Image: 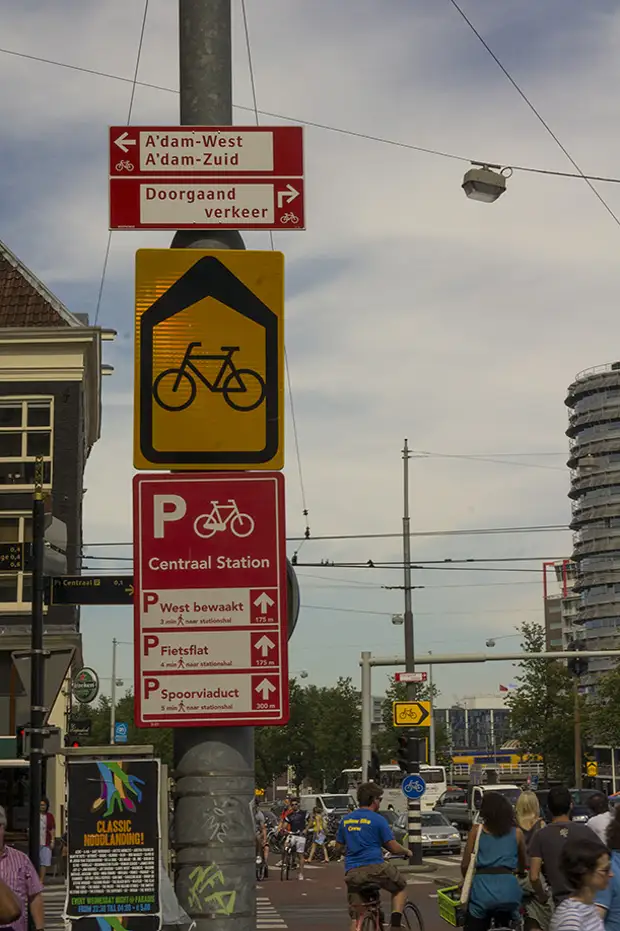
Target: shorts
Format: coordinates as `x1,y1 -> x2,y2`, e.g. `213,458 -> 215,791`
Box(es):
345,862 -> 407,918
40,846 -> 52,867
286,834 -> 306,855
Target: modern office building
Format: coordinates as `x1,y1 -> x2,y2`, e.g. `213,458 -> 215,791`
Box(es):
0,238 -> 111,832
567,362 -> 620,686
543,559 -> 579,651
435,694 -> 511,753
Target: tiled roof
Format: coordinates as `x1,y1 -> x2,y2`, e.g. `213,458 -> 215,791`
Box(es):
0,240 -> 85,328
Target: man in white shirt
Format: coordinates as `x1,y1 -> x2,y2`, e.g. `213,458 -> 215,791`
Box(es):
587,793 -> 612,844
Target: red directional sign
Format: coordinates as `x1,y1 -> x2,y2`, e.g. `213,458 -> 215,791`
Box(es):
133,471 -> 289,727
109,125 -> 305,231
395,672 -> 428,683
109,177 -> 304,231
110,126 -> 303,176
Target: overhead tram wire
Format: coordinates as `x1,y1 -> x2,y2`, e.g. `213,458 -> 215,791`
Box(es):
447,0 -> 620,228
2,46 -> 620,187
241,0 -> 309,559
93,0 -> 149,325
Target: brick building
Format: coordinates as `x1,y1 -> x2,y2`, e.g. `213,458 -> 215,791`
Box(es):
0,239 -> 113,830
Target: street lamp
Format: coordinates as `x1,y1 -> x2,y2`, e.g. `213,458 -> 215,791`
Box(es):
462,164 -> 511,203
486,634 -> 520,648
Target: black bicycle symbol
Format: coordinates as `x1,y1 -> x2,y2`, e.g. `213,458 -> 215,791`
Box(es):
152,342 -> 266,413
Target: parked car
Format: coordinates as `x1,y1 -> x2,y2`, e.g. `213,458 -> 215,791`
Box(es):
390,810 -> 461,856
534,788 -> 596,824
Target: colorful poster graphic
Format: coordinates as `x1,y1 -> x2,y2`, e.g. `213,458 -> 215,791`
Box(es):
66,759 -> 160,926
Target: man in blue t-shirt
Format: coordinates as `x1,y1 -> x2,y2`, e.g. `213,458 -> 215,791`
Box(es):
335,782 -> 413,931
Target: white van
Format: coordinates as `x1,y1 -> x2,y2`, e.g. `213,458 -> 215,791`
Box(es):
298,793 -> 355,817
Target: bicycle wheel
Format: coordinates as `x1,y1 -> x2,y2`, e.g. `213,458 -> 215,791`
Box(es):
222,369 -> 266,412
153,369 -> 196,411
403,900 -> 424,931
193,513 -> 219,539
256,858 -> 266,882
230,512 -> 255,538
359,913 -> 380,931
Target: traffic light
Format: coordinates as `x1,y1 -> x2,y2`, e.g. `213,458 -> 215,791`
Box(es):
567,639 -> 588,677
15,726 -> 26,758
64,735 -> 81,748
369,750 -> 381,782
396,735 -> 411,773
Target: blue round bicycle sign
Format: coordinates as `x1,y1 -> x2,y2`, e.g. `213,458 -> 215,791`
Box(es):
401,775 -> 426,800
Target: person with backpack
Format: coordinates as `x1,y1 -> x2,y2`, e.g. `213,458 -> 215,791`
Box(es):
515,790 -> 552,931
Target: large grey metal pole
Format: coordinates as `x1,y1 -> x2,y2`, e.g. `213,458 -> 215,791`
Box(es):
402,440 -> 422,865
428,660 -> 436,766
361,652 -> 372,782
173,4 -> 254,929
109,638 -> 117,744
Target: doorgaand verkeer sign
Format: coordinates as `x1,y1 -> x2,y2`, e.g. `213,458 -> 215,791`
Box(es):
66,759 -> 160,929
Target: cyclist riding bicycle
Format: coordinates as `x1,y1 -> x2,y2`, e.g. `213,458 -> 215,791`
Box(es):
254,799 -> 269,878
282,798 -> 309,881
334,781 -> 414,931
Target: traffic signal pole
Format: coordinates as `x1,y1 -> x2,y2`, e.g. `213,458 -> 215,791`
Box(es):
401,440 -> 422,866
171,4 -> 254,929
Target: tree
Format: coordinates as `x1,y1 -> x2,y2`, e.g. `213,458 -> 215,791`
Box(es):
505,622 -> 578,784
587,664 -> 620,748
74,692 -> 173,767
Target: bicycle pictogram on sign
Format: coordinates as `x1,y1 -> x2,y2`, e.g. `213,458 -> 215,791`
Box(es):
193,499 -> 255,539
152,342 -> 266,413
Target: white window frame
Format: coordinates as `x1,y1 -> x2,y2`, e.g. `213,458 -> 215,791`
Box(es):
0,396 -> 54,489
0,512 -> 32,611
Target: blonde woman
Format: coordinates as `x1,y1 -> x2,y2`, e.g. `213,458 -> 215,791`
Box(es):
515,791 -> 551,931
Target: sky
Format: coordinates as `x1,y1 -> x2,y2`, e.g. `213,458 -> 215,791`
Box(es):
2,0 -> 620,708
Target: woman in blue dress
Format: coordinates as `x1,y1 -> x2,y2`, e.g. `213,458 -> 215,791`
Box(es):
461,792 -> 526,931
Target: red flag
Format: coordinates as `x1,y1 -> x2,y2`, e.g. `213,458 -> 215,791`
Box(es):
499,684 -> 509,692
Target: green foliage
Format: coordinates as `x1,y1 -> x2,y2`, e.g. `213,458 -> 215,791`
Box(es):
505,622 -> 578,784
73,692 -> 173,767
255,676 -> 361,790
586,665 -> 620,747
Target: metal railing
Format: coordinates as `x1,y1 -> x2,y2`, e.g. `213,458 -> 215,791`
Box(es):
450,763 -> 544,777
573,362 -> 620,382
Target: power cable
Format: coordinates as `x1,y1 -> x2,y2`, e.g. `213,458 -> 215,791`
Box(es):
447,0 -> 620,227
93,0 -> 149,325
240,0 -> 311,556
81,523 -> 569,546
1,46 -> 620,186
412,449 -> 565,472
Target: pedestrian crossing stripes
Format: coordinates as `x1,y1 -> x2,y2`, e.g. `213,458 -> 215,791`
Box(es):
257,895 -> 288,929
424,855 -> 461,866
42,885 -> 67,931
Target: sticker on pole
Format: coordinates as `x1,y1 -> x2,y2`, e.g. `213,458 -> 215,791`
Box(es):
401,775 -> 426,800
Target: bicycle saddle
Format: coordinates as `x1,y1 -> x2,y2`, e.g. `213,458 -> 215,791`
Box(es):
220,345 -> 240,351
358,883 -> 381,900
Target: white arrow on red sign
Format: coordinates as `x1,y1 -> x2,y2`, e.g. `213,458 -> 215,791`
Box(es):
114,131 -> 137,153
255,679 -> 276,700
254,592 -> 275,612
277,183 -> 300,208
395,671 -> 428,683
255,635 -> 275,657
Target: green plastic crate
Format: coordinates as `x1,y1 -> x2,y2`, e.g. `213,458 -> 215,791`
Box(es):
437,886 -> 466,927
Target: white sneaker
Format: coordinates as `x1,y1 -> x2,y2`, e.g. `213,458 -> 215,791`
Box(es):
298,875 -> 304,881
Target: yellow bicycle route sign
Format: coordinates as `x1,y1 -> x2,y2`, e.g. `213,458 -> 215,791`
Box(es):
392,700 -> 431,728
134,249 -> 284,470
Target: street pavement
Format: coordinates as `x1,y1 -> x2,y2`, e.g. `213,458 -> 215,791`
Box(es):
42,884 -> 67,931
258,854 -> 463,930
42,854 -> 463,929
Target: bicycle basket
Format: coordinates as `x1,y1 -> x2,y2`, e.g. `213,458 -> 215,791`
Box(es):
437,886 -> 466,927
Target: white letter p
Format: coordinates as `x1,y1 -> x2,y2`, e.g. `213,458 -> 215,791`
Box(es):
153,494 -> 186,538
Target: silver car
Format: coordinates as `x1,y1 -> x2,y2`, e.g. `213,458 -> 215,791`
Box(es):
392,810 -> 461,856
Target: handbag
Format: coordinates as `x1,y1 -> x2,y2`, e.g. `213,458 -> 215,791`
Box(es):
460,825 -> 482,906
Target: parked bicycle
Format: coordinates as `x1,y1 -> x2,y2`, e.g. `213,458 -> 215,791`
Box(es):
152,342 -> 266,413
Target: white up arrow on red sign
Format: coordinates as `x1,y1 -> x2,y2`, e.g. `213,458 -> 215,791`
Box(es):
255,679 -> 276,700
254,592 -> 275,612
114,131 -> 137,153
255,635 -> 275,657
